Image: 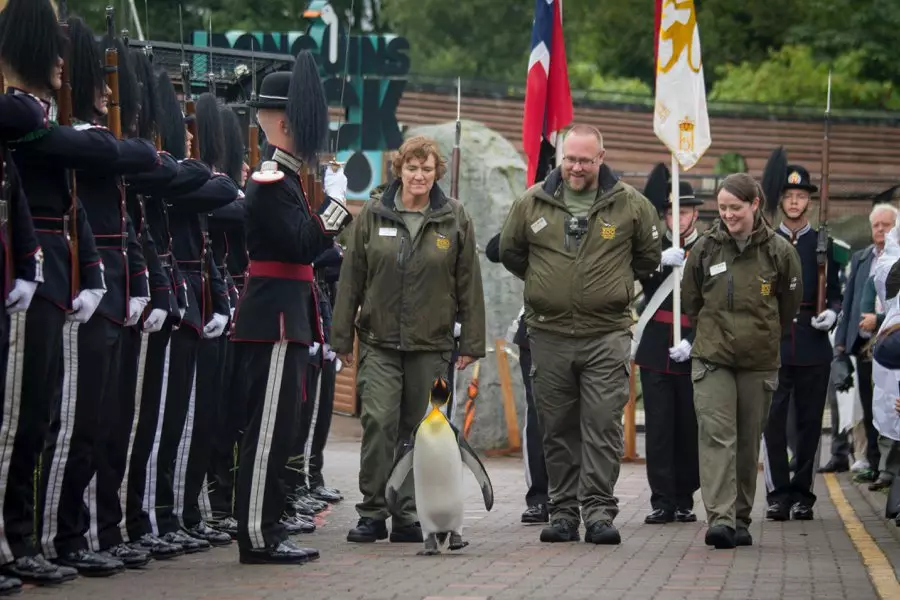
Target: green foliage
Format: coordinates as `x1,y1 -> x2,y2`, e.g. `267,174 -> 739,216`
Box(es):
714,153 -> 748,175
710,45 -> 900,110
568,62 -> 652,96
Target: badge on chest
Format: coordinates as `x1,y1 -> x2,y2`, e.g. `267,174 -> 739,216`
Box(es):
759,276 -> 772,296
379,227 -> 398,237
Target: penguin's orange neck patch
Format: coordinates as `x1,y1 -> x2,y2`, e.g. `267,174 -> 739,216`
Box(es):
425,403 -> 445,424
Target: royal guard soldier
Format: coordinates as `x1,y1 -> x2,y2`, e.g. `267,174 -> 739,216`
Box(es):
634,164 -> 702,525
230,52 -> 352,564
762,158 -> 842,521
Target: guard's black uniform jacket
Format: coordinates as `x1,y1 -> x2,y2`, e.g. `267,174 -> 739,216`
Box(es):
8,100 -> 114,306
232,148 -> 343,343
776,223 -> 842,366
167,173 -> 241,331
0,149 -> 43,296
635,230 -> 700,375
74,126 -> 159,323
209,197 -> 247,311
0,93 -> 47,141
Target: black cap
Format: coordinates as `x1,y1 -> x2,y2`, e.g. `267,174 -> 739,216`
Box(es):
247,71 -> 291,109
784,164 -> 818,193
668,180 -> 703,207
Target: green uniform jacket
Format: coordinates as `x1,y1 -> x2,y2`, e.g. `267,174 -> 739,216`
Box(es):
498,165 -> 662,336
681,215 -> 803,371
331,180 -> 486,358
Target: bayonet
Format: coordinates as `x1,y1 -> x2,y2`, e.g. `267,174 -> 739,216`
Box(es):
248,36 -> 259,169
207,13 -> 215,96
179,2 -> 199,159
815,71 -> 832,314
450,77 -> 461,199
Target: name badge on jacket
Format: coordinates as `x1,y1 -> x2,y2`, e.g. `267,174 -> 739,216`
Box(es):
379,227 -> 398,237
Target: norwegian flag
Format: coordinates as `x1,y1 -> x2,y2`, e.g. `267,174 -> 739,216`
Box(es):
522,0 -> 573,186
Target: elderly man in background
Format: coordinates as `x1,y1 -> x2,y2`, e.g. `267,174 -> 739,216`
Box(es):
499,124 -> 661,545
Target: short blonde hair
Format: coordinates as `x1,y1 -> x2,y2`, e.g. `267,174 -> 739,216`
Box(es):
391,136 -> 447,180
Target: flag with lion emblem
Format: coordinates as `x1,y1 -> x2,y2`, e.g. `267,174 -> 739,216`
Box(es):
653,0 -> 711,170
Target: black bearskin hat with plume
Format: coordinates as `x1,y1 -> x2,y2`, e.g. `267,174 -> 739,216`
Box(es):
156,69 -> 186,159
130,49 -> 159,142
0,0 -> 63,93
196,92 -> 224,170
220,106 -> 245,185
286,50 -> 328,163
66,16 -> 104,123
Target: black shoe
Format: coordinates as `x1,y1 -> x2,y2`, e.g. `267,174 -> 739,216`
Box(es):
674,509 -> 697,523
540,519 -> 580,543
521,504 -> 549,524
55,549 -> 124,577
130,533 -> 184,560
347,518 -> 388,543
585,522 -> 621,545
765,502 -> 791,521
99,544 -> 151,569
1,556 -> 65,585
791,503 -> 814,520
294,491 -> 329,513
390,522 -> 424,543
54,562 -> 78,582
208,516 -> 238,539
868,473 -> 892,491
704,525 -> 736,549
280,514 -> 316,534
161,530 -> 211,553
818,457 -> 850,473
239,540 -> 311,565
0,575 -> 22,596
735,527 -> 752,547
644,509 -> 674,524
310,486 -> 343,503
291,498 -> 317,516
185,522 -> 232,547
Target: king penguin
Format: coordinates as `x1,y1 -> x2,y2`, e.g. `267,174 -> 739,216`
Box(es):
385,377 -> 494,556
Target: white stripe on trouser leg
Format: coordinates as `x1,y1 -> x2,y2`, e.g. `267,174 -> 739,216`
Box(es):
173,362 -> 198,529
85,473 -> 99,550
144,339 -> 172,536
199,475 -> 212,521
762,435 -> 775,493
119,332 -> 149,540
0,314 -> 27,564
303,368 -> 322,489
248,341 -> 288,549
41,322 -> 80,559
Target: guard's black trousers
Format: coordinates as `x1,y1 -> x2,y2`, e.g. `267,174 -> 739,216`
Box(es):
41,314 -> 120,558
520,347 -> 549,507
763,362 -> 830,507
236,341 -> 307,551
124,322 -> 173,540
93,325 -> 145,550
641,368 -> 699,512
308,358 -> 337,489
175,334 -> 225,529
856,359 -> 881,472
150,325 -> 200,535
207,340 -> 248,518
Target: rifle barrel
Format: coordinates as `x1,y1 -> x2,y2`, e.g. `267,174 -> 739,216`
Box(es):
105,7 -> 122,139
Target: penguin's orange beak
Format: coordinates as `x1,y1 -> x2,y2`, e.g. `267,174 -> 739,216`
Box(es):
303,9 -> 321,18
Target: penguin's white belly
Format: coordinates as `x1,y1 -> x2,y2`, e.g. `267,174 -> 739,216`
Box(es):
413,427 -> 465,535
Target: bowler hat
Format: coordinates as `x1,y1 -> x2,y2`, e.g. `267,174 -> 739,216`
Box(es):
668,181 -> 704,207
247,71 -> 291,110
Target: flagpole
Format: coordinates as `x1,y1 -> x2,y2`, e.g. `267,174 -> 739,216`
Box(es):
671,154 -> 681,344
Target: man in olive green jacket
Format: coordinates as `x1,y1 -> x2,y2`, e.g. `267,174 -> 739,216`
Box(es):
499,125 -> 661,545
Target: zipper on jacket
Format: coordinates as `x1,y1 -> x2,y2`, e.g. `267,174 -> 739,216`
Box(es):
727,273 -> 734,311
397,236 -> 406,267
396,235 -> 406,349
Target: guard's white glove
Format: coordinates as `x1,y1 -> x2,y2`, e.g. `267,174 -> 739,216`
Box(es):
324,348 -> 337,361
202,313 -> 228,339
453,322 -> 462,338
143,308 -> 168,333
668,339 -> 692,363
811,309 -> 837,331
859,329 -> 873,340
5,279 -> 38,314
323,166 -> 348,201
67,289 -> 105,323
309,341 -> 321,357
661,247 -> 686,267
125,297 -> 150,326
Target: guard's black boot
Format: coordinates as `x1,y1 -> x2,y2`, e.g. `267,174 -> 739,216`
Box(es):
280,514 -> 316,534
209,516 -> 238,539
98,544 -> 151,569
735,527 -> 753,547
55,549 -> 124,577
521,504 -> 549,524
818,457 -> 849,473
791,503 -> 814,521
129,533 -> 184,560
185,522 -> 232,547
346,518 -> 388,543
310,486 -> 343,503
644,509 -> 674,524
766,501 -> 791,521
1,556 -> 65,585
239,540 -> 310,565
585,522 -> 621,545
675,509 -> 697,523
704,525 -> 736,549
390,522 -> 423,543
539,519 -> 580,542
160,530 -> 211,553
0,574 -> 21,596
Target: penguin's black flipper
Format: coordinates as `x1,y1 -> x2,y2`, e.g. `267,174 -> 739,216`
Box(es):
385,438 -> 416,511
448,423 -> 494,511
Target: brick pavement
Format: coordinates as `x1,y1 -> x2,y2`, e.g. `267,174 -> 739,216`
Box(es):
21,417 -> 895,600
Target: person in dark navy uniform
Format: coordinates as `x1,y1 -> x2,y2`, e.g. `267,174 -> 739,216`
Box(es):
763,163 -> 842,521
0,0 -> 112,585
634,170 -> 702,525
36,18 -> 159,577
231,52 -> 352,564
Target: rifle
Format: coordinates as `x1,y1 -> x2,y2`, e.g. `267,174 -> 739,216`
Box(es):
816,72 -> 832,314
105,6 -> 122,139
247,38 -> 259,169
58,0 -> 80,299
450,77 -> 461,199
0,71 -> 10,297
179,4 -> 199,160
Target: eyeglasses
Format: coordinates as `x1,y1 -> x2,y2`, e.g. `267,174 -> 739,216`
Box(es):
562,152 -> 603,167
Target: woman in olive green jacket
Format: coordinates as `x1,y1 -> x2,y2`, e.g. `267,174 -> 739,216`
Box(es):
679,173 -> 802,550
331,136 -> 486,544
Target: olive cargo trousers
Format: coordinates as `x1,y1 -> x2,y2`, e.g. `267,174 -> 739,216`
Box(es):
355,343 -> 451,525
529,329 -> 630,527
692,361 -> 778,530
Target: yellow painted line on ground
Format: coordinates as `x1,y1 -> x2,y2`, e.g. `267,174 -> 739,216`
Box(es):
824,472 -> 900,599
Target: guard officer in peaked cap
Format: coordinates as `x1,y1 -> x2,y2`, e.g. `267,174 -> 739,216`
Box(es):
761,160 -> 842,522
230,51 -> 352,565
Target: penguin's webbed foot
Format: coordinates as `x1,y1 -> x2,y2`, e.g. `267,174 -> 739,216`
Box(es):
449,532 -> 469,551
418,534 -> 441,556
